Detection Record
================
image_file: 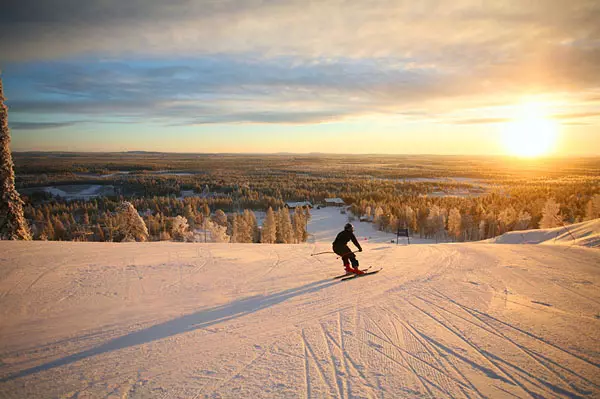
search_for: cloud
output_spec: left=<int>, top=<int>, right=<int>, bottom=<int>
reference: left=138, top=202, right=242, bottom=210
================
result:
left=9, top=121, right=81, bottom=130
left=2, top=1, right=599, bottom=127
left=446, top=117, right=511, bottom=125
left=551, top=111, right=600, bottom=120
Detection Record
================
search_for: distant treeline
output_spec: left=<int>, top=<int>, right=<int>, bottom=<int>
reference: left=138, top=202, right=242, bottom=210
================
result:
left=15, top=153, right=600, bottom=243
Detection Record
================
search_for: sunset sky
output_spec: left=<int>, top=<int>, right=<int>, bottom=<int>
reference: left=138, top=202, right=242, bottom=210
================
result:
left=1, top=0, right=599, bottom=155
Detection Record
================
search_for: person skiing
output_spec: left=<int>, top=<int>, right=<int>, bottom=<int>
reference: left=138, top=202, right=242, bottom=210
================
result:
left=332, top=223, right=364, bottom=275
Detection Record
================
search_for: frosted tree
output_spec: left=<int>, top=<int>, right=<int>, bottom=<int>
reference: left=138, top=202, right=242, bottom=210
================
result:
left=447, top=208, right=462, bottom=241
left=243, top=209, right=259, bottom=243
left=205, top=219, right=229, bottom=242
left=0, top=77, right=31, bottom=240
left=116, top=201, right=149, bottom=242
left=232, top=212, right=253, bottom=243
left=276, top=208, right=294, bottom=243
left=540, top=198, right=562, bottom=228
left=404, top=206, right=417, bottom=232
left=171, top=215, right=192, bottom=242
left=585, top=194, right=600, bottom=220
left=515, top=211, right=532, bottom=230
left=427, top=205, right=446, bottom=242
left=292, top=207, right=307, bottom=243
left=212, top=209, right=228, bottom=227
left=261, top=207, right=277, bottom=243
left=498, top=206, right=517, bottom=234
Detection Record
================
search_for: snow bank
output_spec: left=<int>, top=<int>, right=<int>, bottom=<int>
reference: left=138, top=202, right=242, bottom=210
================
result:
left=488, top=218, right=600, bottom=248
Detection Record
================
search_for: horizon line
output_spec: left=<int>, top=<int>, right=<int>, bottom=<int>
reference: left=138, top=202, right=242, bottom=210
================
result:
left=11, top=150, right=600, bottom=159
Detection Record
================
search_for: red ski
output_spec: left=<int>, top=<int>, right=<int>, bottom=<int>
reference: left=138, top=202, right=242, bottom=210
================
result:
left=332, top=266, right=372, bottom=279
left=341, top=268, right=382, bottom=281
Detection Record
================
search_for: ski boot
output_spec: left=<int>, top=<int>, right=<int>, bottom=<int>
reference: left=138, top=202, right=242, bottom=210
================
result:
left=351, top=267, right=365, bottom=275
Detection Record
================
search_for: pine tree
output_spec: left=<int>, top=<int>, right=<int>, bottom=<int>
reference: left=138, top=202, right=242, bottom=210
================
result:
left=292, top=207, right=307, bottom=243
left=0, top=77, right=31, bottom=240
left=117, top=201, right=149, bottom=242
left=261, top=207, right=277, bottom=243
left=276, top=208, right=294, bottom=243
left=243, top=209, right=259, bottom=243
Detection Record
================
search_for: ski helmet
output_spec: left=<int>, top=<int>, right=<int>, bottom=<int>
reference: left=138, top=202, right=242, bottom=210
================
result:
left=344, top=223, right=354, bottom=232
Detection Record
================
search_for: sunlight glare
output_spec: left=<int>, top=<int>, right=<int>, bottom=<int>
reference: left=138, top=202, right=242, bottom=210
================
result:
left=502, top=103, right=558, bottom=157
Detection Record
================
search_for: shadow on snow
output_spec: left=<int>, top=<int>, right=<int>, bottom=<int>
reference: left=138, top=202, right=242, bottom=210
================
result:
left=1, top=278, right=336, bottom=382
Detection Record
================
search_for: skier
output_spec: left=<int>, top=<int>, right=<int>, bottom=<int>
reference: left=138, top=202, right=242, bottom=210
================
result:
left=332, top=223, right=364, bottom=275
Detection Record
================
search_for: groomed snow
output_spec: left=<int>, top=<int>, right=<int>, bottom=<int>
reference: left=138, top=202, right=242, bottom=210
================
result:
left=0, top=225, right=599, bottom=398
left=488, top=218, right=600, bottom=248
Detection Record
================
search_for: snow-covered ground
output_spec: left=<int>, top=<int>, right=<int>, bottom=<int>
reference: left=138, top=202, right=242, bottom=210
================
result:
left=0, top=225, right=599, bottom=398
left=488, top=218, right=600, bottom=248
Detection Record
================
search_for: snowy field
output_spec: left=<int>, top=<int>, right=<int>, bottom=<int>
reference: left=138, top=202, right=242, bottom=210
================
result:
left=0, top=225, right=599, bottom=398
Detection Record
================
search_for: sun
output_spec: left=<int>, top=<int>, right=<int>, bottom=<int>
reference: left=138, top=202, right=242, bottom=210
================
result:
left=502, top=103, right=558, bottom=157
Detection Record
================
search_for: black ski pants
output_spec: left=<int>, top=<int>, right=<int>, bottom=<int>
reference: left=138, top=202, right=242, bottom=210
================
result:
left=333, top=245, right=359, bottom=268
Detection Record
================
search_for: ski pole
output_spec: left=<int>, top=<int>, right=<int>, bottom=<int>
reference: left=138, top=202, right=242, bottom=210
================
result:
left=310, top=251, right=335, bottom=256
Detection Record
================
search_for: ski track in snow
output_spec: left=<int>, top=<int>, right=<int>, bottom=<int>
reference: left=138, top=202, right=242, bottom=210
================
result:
left=0, top=239, right=599, bottom=398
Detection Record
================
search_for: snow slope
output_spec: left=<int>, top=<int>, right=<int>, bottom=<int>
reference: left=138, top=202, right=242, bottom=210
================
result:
left=0, top=239, right=598, bottom=398
left=489, top=218, right=600, bottom=248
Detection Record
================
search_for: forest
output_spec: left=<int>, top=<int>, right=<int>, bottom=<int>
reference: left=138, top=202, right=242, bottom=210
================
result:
left=13, top=152, right=600, bottom=243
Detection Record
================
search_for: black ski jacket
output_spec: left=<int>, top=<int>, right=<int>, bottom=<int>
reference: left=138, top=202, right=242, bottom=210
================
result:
left=332, top=230, right=362, bottom=251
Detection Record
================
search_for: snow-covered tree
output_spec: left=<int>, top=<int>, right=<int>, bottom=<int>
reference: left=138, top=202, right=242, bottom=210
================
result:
left=0, top=77, right=31, bottom=240
left=261, top=207, right=277, bottom=243
left=540, top=198, right=562, bottom=228
left=292, top=207, right=308, bottom=243
left=171, top=215, right=192, bottom=242
left=205, top=219, right=229, bottom=242
left=243, top=209, right=259, bottom=243
left=116, top=201, right=149, bottom=242
left=212, top=209, right=228, bottom=227
left=426, top=205, right=446, bottom=242
left=585, top=194, right=600, bottom=220
left=276, top=208, right=294, bottom=243
left=498, top=206, right=517, bottom=234
left=447, top=208, right=462, bottom=241
left=515, top=211, right=532, bottom=230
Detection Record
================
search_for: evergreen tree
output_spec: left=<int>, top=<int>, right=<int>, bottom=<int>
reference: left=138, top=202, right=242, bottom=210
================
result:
left=243, top=209, right=259, bottom=243
left=0, top=77, right=31, bottom=240
left=261, top=207, right=277, bottom=243
left=276, top=208, right=294, bottom=243
left=292, top=207, right=307, bottom=243
left=117, top=201, right=149, bottom=242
